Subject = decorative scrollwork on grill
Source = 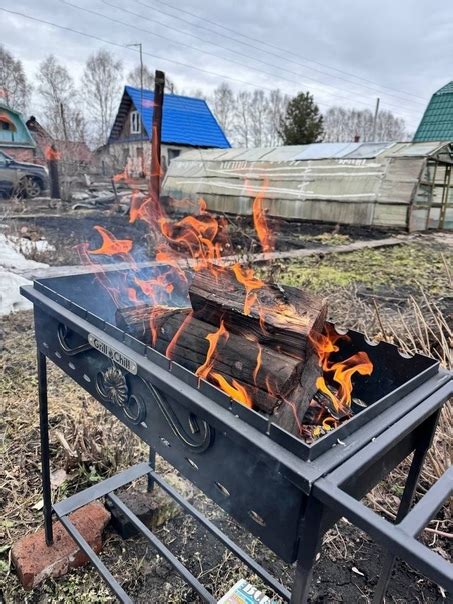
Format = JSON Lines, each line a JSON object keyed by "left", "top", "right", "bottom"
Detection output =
{"left": 143, "top": 380, "right": 213, "bottom": 453}
{"left": 57, "top": 324, "right": 92, "bottom": 356}
{"left": 96, "top": 366, "right": 146, "bottom": 425}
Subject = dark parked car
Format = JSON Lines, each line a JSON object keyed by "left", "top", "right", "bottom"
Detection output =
{"left": 0, "top": 150, "right": 49, "bottom": 198}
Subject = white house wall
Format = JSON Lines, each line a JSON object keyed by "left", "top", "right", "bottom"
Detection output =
{"left": 98, "top": 142, "right": 191, "bottom": 177}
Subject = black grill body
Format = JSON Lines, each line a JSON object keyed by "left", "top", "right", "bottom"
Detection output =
{"left": 20, "top": 272, "right": 453, "bottom": 603}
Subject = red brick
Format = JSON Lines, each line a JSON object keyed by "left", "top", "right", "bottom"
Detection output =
{"left": 11, "top": 502, "right": 111, "bottom": 590}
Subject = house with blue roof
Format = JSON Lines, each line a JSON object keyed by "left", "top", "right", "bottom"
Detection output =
{"left": 99, "top": 86, "right": 230, "bottom": 176}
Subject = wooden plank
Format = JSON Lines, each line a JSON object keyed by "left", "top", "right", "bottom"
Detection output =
{"left": 18, "top": 237, "right": 407, "bottom": 281}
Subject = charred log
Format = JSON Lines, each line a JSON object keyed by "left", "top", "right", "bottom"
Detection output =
{"left": 116, "top": 272, "right": 328, "bottom": 435}
{"left": 189, "top": 268, "right": 327, "bottom": 361}
{"left": 116, "top": 305, "right": 308, "bottom": 416}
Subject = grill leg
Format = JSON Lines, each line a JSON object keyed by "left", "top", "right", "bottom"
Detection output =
{"left": 147, "top": 446, "right": 156, "bottom": 493}
{"left": 38, "top": 351, "right": 53, "bottom": 546}
{"left": 291, "top": 501, "right": 325, "bottom": 603}
{"left": 373, "top": 410, "right": 441, "bottom": 604}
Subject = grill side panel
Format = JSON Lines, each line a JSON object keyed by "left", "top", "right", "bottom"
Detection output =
{"left": 34, "top": 307, "right": 305, "bottom": 563}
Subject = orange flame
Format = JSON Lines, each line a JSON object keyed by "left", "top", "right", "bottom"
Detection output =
{"left": 211, "top": 372, "right": 252, "bottom": 408}
{"left": 89, "top": 226, "right": 133, "bottom": 256}
{"left": 253, "top": 344, "right": 262, "bottom": 385}
{"left": 113, "top": 169, "right": 128, "bottom": 183}
{"left": 251, "top": 179, "right": 274, "bottom": 253}
{"left": 127, "top": 287, "right": 139, "bottom": 303}
{"left": 310, "top": 325, "right": 373, "bottom": 414}
{"left": 231, "top": 263, "right": 264, "bottom": 315}
{"left": 166, "top": 311, "right": 193, "bottom": 359}
{"left": 195, "top": 321, "right": 228, "bottom": 380}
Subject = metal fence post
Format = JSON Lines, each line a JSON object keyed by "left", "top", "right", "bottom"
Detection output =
{"left": 38, "top": 350, "right": 54, "bottom": 545}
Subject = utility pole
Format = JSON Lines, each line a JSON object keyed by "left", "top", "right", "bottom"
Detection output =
{"left": 372, "top": 97, "right": 380, "bottom": 142}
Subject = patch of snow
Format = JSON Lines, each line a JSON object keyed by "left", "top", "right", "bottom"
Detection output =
{"left": 0, "top": 234, "right": 50, "bottom": 270}
{"left": 8, "top": 235, "right": 55, "bottom": 257}
{"left": 0, "top": 233, "right": 51, "bottom": 316}
{"left": 71, "top": 191, "right": 91, "bottom": 201}
{"left": 0, "top": 271, "right": 32, "bottom": 316}
{"left": 93, "top": 189, "right": 113, "bottom": 198}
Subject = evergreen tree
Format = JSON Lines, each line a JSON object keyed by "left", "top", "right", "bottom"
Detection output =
{"left": 279, "top": 91, "right": 323, "bottom": 145}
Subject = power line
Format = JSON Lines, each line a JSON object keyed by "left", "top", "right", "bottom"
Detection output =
{"left": 61, "top": 0, "right": 340, "bottom": 102}
{"left": 0, "top": 7, "right": 294, "bottom": 95}
{"left": 67, "top": 0, "right": 414, "bottom": 118}
{"left": 150, "top": 0, "right": 429, "bottom": 103}
{"left": 132, "top": 0, "right": 428, "bottom": 107}
{"left": 0, "top": 6, "right": 421, "bottom": 130}
{"left": 100, "top": 0, "right": 424, "bottom": 122}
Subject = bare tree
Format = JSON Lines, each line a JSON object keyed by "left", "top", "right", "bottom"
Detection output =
{"left": 187, "top": 88, "right": 205, "bottom": 99}
{"left": 210, "top": 84, "right": 290, "bottom": 148}
{"left": 249, "top": 90, "right": 269, "bottom": 147}
{"left": 323, "top": 106, "right": 407, "bottom": 142}
{"left": 0, "top": 45, "right": 30, "bottom": 112}
{"left": 127, "top": 65, "right": 176, "bottom": 93}
{"left": 212, "top": 83, "right": 235, "bottom": 138}
{"left": 375, "top": 109, "right": 407, "bottom": 142}
{"left": 37, "top": 55, "right": 85, "bottom": 141}
{"left": 234, "top": 91, "right": 253, "bottom": 147}
{"left": 267, "top": 89, "right": 289, "bottom": 146}
{"left": 82, "top": 49, "right": 123, "bottom": 145}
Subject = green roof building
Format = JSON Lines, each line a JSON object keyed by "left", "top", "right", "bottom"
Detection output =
{"left": 413, "top": 82, "right": 453, "bottom": 141}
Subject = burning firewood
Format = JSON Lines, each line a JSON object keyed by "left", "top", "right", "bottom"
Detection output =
{"left": 99, "top": 167, "right": 372, "bottom": 440}
{"left": 116, "top": 304, "right": 311, "bottom": 419}
{"left": 116, "top": 267, "right": 328, "bottom": 435}
{"left": 189, "top": 266, "right": 327, "bottom": 361}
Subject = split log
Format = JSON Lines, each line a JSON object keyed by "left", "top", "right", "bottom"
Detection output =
{"left": 116, "top": 299, "right": 324, "bottom": 435}
{"left": 189, "top": 268, "right": 327, "bottom": 361}
{"left": 116, "top": 305, "right": 312, "bottom": 416}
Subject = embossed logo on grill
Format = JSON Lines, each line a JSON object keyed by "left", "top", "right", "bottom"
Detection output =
{"left": 88, "top": 334, "right": 138, "bottom": 375}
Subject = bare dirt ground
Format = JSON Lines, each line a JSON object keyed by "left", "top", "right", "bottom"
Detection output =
{"left": 0, "top": 212, "right": 452, "bottom": 603}
{"left": 1, "top": 198, "right": 399, "bottom": 267}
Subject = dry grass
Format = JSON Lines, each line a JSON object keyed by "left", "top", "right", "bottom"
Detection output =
{"left": 273, "top": 237, "right": 452, "bottom": 549}
{"left": 359, "top": 291, "right": 452, "bottom": 556}
{"left": 1, "top": 235, "right": 452, "bottom": 602}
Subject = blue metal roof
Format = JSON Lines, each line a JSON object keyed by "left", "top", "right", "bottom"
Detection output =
{"left": 123, "top": 86, "right": 230, "bottom": 148}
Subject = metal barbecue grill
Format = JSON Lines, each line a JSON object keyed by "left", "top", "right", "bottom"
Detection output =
{"left": 21, "top": 271, "right": 453, "bottom": 603}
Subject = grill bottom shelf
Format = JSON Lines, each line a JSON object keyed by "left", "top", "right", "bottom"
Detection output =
{"left": 52, "top": 462, "right": 291, "bottom": 604}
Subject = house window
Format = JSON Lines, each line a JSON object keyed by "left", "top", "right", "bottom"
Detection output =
{"left": 130, "top": 111, "right": 141, "bottom": 134}
{"left": 1, "top": 121, "right": 10, "bottom": 130}
{"left": 168, "top": 148, "right": 181, "bottom": 163}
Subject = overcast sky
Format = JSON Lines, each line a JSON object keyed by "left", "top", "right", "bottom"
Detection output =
{"left": 1, "top": 0, "right": 452, "bottom": 132}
